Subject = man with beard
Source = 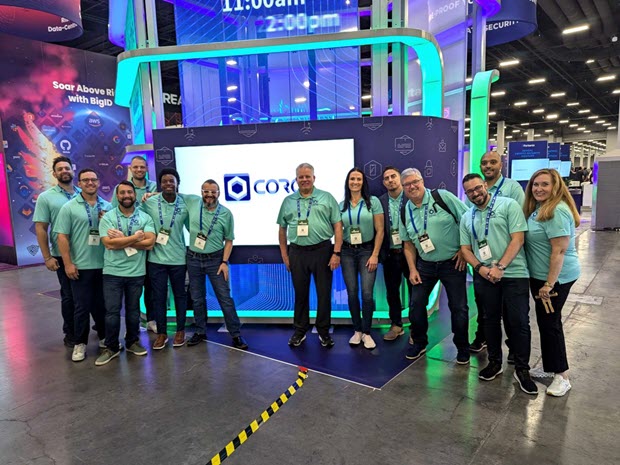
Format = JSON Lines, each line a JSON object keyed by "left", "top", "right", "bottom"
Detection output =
{"left": 95, "top": 181, "right": 156, "bottom": 366}
{"left": 184, "top": 180, "right": 248, "bottom": 350}
{"left": 55, "top": 169, "right": 112, "bottom": 362}
{"left": 460, "top": 173, "right": 536, "bottom": 394}
{"left": 33, "top": 156, "right": 81, "bottom": 348}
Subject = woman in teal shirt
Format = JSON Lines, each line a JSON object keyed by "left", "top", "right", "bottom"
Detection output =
{"left": 524, "top": 169, "right": 581, "bottom": 397}
{"left": 339, "top": 168, "right": 384, "bottom": 350}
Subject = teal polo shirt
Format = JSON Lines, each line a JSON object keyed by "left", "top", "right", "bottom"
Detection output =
{"left": 399, "top": 189, "right": 468, "bottom": 262}
{"left": 467, "top": 175, "right": 525, "bottom": 208}
{"left": 460, "top": 196, "right": 529, "bottom": 278}
{"left": 32, "top": 185, "right": 81, "bottom": 256}
{"left": 111, "top": 178, "right": 157, "bottom": 208}
{"left": 277, "top": 187, "right": 341, "bottom": 246}
{"left": 53, "top": 195, "right": 112, "bottom": 270}
{"left": 141, "top": 194, "right": 189, "bottom": 265}
{"left": 339, "top": 196, "right": 383, "bottom": 243}
{"left": 525, "top": 202, "right": 580, "bottom": 284}
{"left": 388, "top": 192, "right": 405, "bottom": 249}
{"left": 99, "top": 207, "right": 156, "bottom": 277}
{"left": 184, "top": 195, "right": 234, "bottom": 254}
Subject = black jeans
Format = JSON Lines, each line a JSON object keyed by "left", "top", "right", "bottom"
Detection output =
{"left": 70, "top": 268, "right": 106, "bottom": 344}
{"left": 473, "top": 288, "right": 513, "bottom": 349}
{"left": 382, "top": 250, "right": 411, "bottom": 327}
{"left": 409, "top": 257, "right": 469, "bottom": 350}
{"left": 54, "top": 256, "right": 75, "bottom": 342}
{"left": 474, "top": 275, "right": 531, "bottom": 369}
{"left": 530, "top": 278, "right": 575, "bottom": 373}
{"left": 289, "top": 241, "right": 333, "bottom": 338}
{"left": 103, "top": 275, "right": 145, "bottom": 350}
{"left": 148, "top": 262, "right": 187, "bottom": 334}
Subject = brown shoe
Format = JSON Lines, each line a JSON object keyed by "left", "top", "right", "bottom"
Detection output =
{"left": 383, "top": 325, "right": 405, "bottom": 341}
{"left": 173, "top": 331, "right": 186, "bottom": 347}
{"left": 153, "top": 334, "right": 168, "bottom": 350}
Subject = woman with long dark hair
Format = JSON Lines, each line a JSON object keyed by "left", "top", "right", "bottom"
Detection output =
{"left": 524, "top": 168, "right": 580, "bottom": 396}
{"left": 340, "top": 168, "right": 384, "bottom": 349}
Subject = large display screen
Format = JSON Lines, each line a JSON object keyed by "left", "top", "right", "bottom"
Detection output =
{"left": 560, "top": 160, "right": 572, "bottom": 177}
{"left": 511, "top": 158, "right": 550, "bottom": 181}
{"left": 549, "top": 160, "right": 561, "bottom": 172}
{"left": 175, "top": 139, "right": 355, "bottom": 246}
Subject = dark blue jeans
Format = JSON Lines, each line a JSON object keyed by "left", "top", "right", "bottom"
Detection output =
{"left": 341, "top": 245, "right": 376, "bottom": 333}
{"left": 187, "top": 250, "right": 241, "bottom": 337}
{"left": 103, "top": 274, "right": 145, "bottom": 351}
{"left": 474, "top": 274, "right": 531, "bottom": 370}
{"left": 54, "top": 256, "right": 75, "bottom": 342}
{"left": 382, "top": 250, "right": 411, "bottom": 327}
{"left": 409, "top": 257, "right": 469, "bottom": 350}
{"left": 70, "top": 268, "right": 106, "bottom": 344}
{"left": 148, "top": 262, "right": 187, "bottom": 334}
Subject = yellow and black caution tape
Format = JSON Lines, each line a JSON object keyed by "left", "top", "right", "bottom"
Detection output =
{"left": 206, "top": 366, "right": 309, "bottom": 465}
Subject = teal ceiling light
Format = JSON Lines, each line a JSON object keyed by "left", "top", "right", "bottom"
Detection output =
{"left": 115, "top": 28, "right": 444, "bottom": 117}
{"left": 470, "top": 69, "right": 500, "bottom": 174}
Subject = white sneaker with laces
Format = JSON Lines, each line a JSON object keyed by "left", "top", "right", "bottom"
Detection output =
{"left": 147, "top": 320, "right": 157, "bottom": 333}
{"left": 72, "top": 343, "right": 86, "bottom": 362}
{"left": 362, "top": 333, "right": 376, "bottom": 350}
{"left": 530, "top": 366, "right": 555, "bottom": 379}
{"left": 349, "top": 331, "right": 363, "bottom": 345}
{"left": 546, "top": 374, "right": 571, "bottom": 397}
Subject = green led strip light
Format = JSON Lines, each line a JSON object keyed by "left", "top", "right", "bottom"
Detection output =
{"left": 469, "top": 69, "right": 500, "bottom": 173}
{"left": 115, "top": 27, "right": 444, "bottom": 117}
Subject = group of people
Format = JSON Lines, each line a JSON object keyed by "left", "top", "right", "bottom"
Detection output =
{"left": 34, "top": 151, "right": 580, "bottom": 397}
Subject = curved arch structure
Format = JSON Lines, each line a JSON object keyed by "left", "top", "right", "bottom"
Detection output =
{"left": 470, "top": 69, "right": 500, "bottom": 173}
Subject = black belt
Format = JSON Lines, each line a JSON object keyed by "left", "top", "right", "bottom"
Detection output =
{"left": 186, "top": 249, "right": 223, "bottom": 260}
{"left": 388, "top": 248, "right": 403, "bottom": 254}
{"left": 343, "top": 240, "right": 374, "bottom": 249}
{"left": 289, "top": 240, "right": 331, "bottom": 251}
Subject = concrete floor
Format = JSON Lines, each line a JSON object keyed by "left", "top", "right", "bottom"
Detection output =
{"left": 1, "top": 224, "right": 619, "bottom": 465}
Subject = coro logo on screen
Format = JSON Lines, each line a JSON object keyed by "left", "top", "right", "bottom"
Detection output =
{"left": 224, "top": 173, "right": 298, "bottom": 201}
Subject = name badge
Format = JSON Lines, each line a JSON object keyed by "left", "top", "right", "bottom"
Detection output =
{"left": 391, "top": 229, "right": 402, "bottom": 246}
{"left": 297, "top": 220, "right": 309, "bottom": 237}
{"left": 156, "top": 228, "right": 170, "bottom": 246}
{"left": 194, "top": 233, "right": 207, "bottom": 250}
{"left": 418, "top": 233, "right": 436, "bottom": 253}
{"left": 125, "top": 246, "right": 138, "bottom": 257}
{"left": 88, "top": 229, "right": 100, "bottom": 246}
{"left": 478, "top": 239, "right": 493, "bottom": 261}
{"left": 350, "top": 227, "right": 362, "bottom": 245}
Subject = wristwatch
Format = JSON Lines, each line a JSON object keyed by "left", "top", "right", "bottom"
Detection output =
{"left": 221, "top": 260, "right": 229, "bottom": 265}
{"left": 333, "top": 251, "right": 341, "bottom": 257}
{"left": 474, "top": 263, "right": 483, "bottom": 273}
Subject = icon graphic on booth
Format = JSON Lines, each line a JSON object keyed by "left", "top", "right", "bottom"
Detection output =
{"left": 224, "top": 174, "right": 251, "bottom": 201}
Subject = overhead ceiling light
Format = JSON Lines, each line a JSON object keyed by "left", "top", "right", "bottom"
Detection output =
{"left": 567, "top": 102, "right": 580, "bottom": 106}
{"left": 529, "top": 78, "right": 546, "bottom": 85}
{"left": 361, "top": 95, "right": 372, "bottom": 100}
{"left": 506, "top": 136, "right": 514, "bottom": 139}
{"left": 464, "top": 128, "right": 470, "bottom": 132}
{"left": 514, "top": 101, "right": 528, "bottom": 106}
{"left": 349, "top": 105, "right": 356, "bottom": 110}
{"left": 577, "top": 127, "right": 586, "bottom": 131}
{"left": 587, "top": 115, "right": 599, "bottom": 119}
{"left": 294, "top": 97, "right": 307, "bottom": 103}
{"left": 569, "top": 124, "right": 578, "bottom": 127}
{"left": 584, "top": 130, "right": 592, "bottom": 133}
{"left": 597, "top": 75, "right": 616, "bottom": 82}
{"left": 534, "top": 133, "right": 542, "bottom": 137}
{"left": 545, "top": 129, "right": 554, "bottom": 133}
{"left": 520, "top": 122, "right": 530, "bottom": 126}
{"left": 499, "top": 59, "right": 520, "bottom": 67}
{"left": 491, "top": 91, "right": 506, "bottom": 97}
{"left": 559, "top": 120, "right": 569, "bottom": 123}
{"left": 226, "top": 59, "right": 237, "bottom": 66}
{"left": 465, "top": 117, "right": 471, "bottom": 121}
{"left": 532, "top": 108, "right": 545, "bottom": 113}
{"left": 226, "top": 85, "right": 238, "bottom": 91}
{"left": 465, "top": 77, "right": 473, "bottom": 83}
{"left": 613, "top": 89, "right": 620, "bottom": 94}
{"left": 512, "top": 129, "right": 520, "bottom": 133}
{"left": 578, "top": 109, "right": 591, "bottom": 113}
{"left": 603, "top": 123, "right": 612, "bottom": 126}
{"left": 586, "top": 59, "right": 595, "bottom": 64}
{"left": 609, "top": 126, "right": 617, "bottom": 130}
{"left": 227, "top": 97, "right": 237, "bottom": 102}
{"left": 303, "top": 81, "right": 310, "bottom": 88}
{"left": 550, "top": 92, "right": 566, "bottom": 97}
{"left": 546, "top": 113, "right": 559, "bottom": 119}
{"left": 562, "top": 24, "right": 589, "bottom": 35}
{"left": 488, "top": 111, "right": 497, "bottom": 116}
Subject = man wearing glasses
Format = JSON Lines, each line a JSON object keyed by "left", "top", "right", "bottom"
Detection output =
{"left": 184, "top": 180, "right": 248, "bottom": 350}
{"left": 398, "top": 168, "right": 470, "bottom": 364}
{"left": 55, "top": 169, "right": 111, "bottom": 362}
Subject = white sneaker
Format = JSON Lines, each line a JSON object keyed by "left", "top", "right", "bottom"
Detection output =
{"left": 530, "top": 366, "right": 555, "bottom": 379}
{"left": 349, "top": 331, "right": 363, "bottom": 345}
{"left": 147, "top": 320, "right": 157, "bottom": 333}
{"left": 72, "top": 343, "right": 86, "bottom": 362}
{"left": 546, "top": 374, "right": 571, "bottom": 397}
{"left": 362, "top": 333, "right": 376, "bottom": 350}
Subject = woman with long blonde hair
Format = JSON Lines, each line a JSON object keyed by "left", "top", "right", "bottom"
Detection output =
{"left": 523, "top": 169, "right": 580, "bottom": 397}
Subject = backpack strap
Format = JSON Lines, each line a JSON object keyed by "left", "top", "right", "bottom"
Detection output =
{"left": 430, "top": 189, "right": 458, "bottom": 224}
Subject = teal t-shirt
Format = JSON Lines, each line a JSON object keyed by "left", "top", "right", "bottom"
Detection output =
{"left": 111, "top": 178, "right": 157, "bottom": 208}
{"left": 99, "top": 207, "right": 156, "bottom": 277}
{"left": 525, "top": 202, "right": 580, "bottom": 284}
{"left": 53, "top": 195, "right": 112, "bottom": 270}
{"left": 184, "top": 195, "right": 234, "bottom": 254}
{"left": 277, "top": 187, "right": 341, "bottom": 246}
{"left": 339, "top": 196, "right": 383, "bottom": 243}
{"left": 460, "top": 196, "right": 529, "bottom": 278}
{"left": 141, "top": 194, "right": 189, "bottom": 265}
{"left": 466, "top": 175, "right": 525, "bottom": 208}
{"left": 399, "top": 189, "right": 468, "bottom": 262}
{"left": 32, "top": 185, "right": 81, "bottom": 256}
{"left": 387, "top": 192, "right": 405, "bottom": 249}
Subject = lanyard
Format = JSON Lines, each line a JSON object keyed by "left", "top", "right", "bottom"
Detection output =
{"left": 348, "top": 200, "right": 364, "bottom": 226}
{"left": 409, "top": 203, "right": 428, "bottom": 235}
{"left": 60, "top": 187, "right": 76, "bottom": 200}
{"left": 297, "top": 197, "right": 313, "bottom": 220}
{"left": 492, "top": 176, "right": 506, "bottom": 196}
{"left": 82, "top": 195, "right": 102, "bottom": 228}
{"left": 388, "top": 195, "right": 403, "bottom": 228}
{"left": 158, "top": 196, "right": 180, "bottom": 229}
{"left": 471, "top": 191, "right": 501, "bottom": 241}
{"left": 200, "top": 203, "right": 222, "bottom": 236}
{"left": 116, "top": 210, "right": 139, "bottom": 236}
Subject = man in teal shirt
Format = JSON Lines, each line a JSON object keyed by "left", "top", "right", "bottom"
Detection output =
{"left": 95, "top": 181, "right": 156, "bottom": 366}
{"left": 32, "top": 156, "right": 81, "bottom": 348}
{"left": 399, "top": 168, "right": 470, "bottom": 364}
{"left": 55, "top": 168, "right": 112, "bottom": 362}
{"left": 277, "top": 162, "right": 343, "bottom": 348}
{"left": 460, "top": 173, "right": 537, "bottom": 395}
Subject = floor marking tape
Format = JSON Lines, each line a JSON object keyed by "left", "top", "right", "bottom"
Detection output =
{"left": 206, "top": 366, "right": 309, "bottom": 465}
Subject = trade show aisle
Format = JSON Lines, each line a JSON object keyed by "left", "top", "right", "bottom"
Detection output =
{"left": 0, "top": 229, "right": 618, "bottom": 465}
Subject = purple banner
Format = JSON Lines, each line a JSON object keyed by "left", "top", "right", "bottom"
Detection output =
{"left": 0, "top": 0, "right": 83, "bottom": 42}
{"left": 468, "top": 0, "right": 538, "bottom": 47}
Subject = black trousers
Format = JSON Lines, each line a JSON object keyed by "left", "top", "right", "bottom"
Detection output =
{"left": 530, "top": 278, "right": 575, "bottom": 373}
{"left": 289, "top": 241, "right": 333, "bottom": 338}
{"left": 382, "top": 250, "right": 411, "bottom": 327}
{"left": 473, "top": 287, "right": 513, "bottom": 349}
{"left": 54, "top": 256, "right": 75, "bottom": 342}
{"left": 70, "top": 269, "right": 106, "bottom": 344}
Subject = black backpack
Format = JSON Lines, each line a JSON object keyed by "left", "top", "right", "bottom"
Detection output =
{"left": 399, "top": 189, "right": 459, "bottom": 228}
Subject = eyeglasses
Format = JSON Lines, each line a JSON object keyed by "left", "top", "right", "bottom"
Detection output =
{"left": 465, "top": 185, "right": 485, "bottom": 196}
{"left": 80, "top": 178, "right": 99, "bottom": 184}
{"left": 201, "top": 190, "right": 219, "bottom": 195}
{"left": 402, "top": 179, "right": 423, "bottom": 188}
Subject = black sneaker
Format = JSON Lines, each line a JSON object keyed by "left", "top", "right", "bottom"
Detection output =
{"left": 469, "top": 340, "right": 487, "bottom": 353}
{"left": 232, "top": 336, "right": 249, "bottom": 350}
{"left": 513, "top": 369, "right": 538, "bottom": 395}
{"left": 406, "top": 343, "right": 427, "bottom": 361}
{"left": 456, "top": 348, "right": 470, "bottom": 365}
{"left": 288, "top": 333, "right": 306, "bottom": 347}
{"left": 319, "top": 334, "right": 335, "bottom": 348}
{"left": 187, "top": 333, "right": 207, "bottom": 346}
{"left": 507, "top": 351, "right": 515, "bottom": 365}
{"left": 479, "top": 361, "right": 503, "bottom": 381}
